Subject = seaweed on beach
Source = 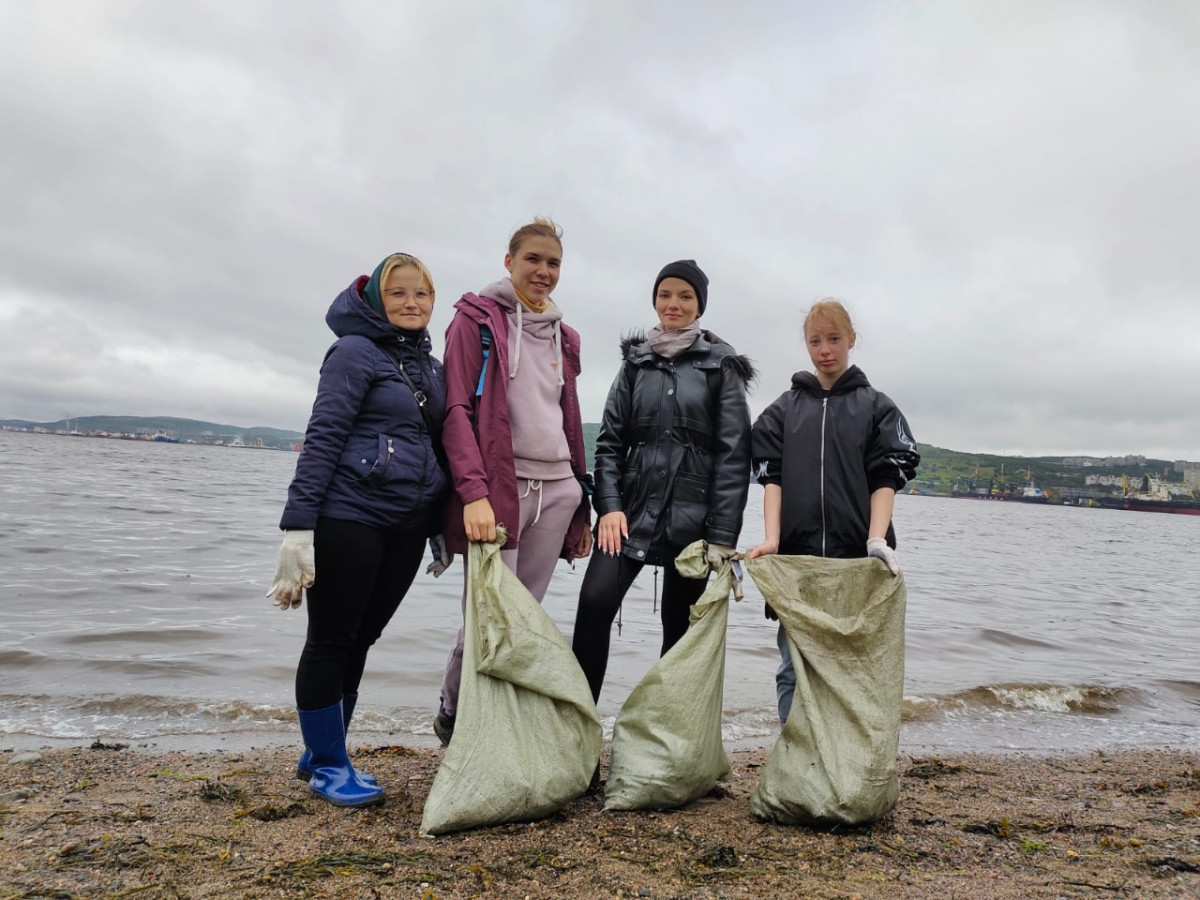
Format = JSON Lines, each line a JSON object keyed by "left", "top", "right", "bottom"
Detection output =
{"left": 355, "top": 744, "right": 421, "bottom": 759}
{"left": 197, "top": 779, "right": 245, "bottom": 803}
{"left": 904, "top": 758, "right": 967, "bottom": 779}
{"left": 268, "top": 849, "right": 438, "bottom": 880}
{"left": 56, "top": 835, "right": 160, "bottom": 869}
{"left": 3, "top": 747, "right": 1199, "bottom": 900}
{"left": 238, "top": 799, "right": 308, "bottom": 821}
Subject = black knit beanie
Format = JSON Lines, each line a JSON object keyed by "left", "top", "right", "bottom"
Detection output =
{"left": 652, "top": 259, "right": 708, "bottom": 316}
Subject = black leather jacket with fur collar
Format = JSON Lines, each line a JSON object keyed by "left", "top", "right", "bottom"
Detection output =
{"left": 592, "top": 330, "right": 755, "bottom": 566}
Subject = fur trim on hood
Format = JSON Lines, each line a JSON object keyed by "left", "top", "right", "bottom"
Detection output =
{"left": 619, "top": 329, "right": 757, "bottom": 387}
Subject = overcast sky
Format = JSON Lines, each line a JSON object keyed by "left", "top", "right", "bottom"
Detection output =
{"left": 3, "top": 1, "right": 1199, "bottom": 458}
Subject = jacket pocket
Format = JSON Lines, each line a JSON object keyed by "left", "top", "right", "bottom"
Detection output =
{"left": 355, "top": 434, "right": 395, "bottom": 488}
{"left": 666, "top": 473, "right": 709, "bottom": 545}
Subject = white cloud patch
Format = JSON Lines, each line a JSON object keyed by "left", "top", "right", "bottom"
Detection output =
{"left": 2, "top": 0, "right": 1199, "bottom": 457}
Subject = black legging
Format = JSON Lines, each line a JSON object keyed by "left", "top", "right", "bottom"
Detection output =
{"left": 571, "top": 548, "right": 709, "bottom": 703}
{"left": 295, "top": 516, "right": 426, "bottom": 710}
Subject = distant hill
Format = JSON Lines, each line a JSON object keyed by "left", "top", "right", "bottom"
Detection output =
{"left": 6, "top": 416, "right": 304, "bottom": 449}
{"left": 582, "top": 422, "right": 600, "bottom": 468}
{"left": 900, "top": 445, "right": 1187, "bottom": 498}
{"left": 5, "top": 416, "right": 1189, "bottom": 498}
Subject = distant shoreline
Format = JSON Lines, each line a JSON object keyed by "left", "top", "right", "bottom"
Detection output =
{"left": 1, "top": 425, "right": 301, "bottom": 451}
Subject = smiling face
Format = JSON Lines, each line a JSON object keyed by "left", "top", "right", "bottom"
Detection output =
{"left": 504, "top": 235, "right": 562, "bottom": 302}
{"left": 654, "top": 277, "right": 701, "bottom": 330}
{"left": 381, "top": 265, "right": 434, "bottom": 330}
{"left": 806, "top": 314, "right": 854, "bottom": 388}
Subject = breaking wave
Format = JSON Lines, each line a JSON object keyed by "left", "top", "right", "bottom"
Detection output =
{"left": 903, "top": 682, "right": 1133, "bottom": 721}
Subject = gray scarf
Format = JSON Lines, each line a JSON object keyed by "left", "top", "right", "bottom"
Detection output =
{"left": 647, "top": 321, "right": 702, "bottom": 359}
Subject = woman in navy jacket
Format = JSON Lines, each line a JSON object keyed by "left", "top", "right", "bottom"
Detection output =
{"left": 267, "top": 252, "right": 449, "bottom": 807}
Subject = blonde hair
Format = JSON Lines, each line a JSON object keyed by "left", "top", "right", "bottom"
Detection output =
{"left": 508, "top": 217, "right": 563, "bottom": 256}
{"left": 379, "top": 252, "right": 435, "bottom": 296}
{"left": 804, "top": 298, "right": 856, "bottom": 345}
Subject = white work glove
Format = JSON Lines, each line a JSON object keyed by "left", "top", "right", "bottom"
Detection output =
{"left": 706, "top": 543, "right": 737, "bottom": 570}
{"left": 866, "top": 537, "right": 900, "bottom": 576}
{"left": 426, "top": 534, "right": 452, "bottom": 578}
{"left": 266, "top": 530, "right": 315, "bottom": 610}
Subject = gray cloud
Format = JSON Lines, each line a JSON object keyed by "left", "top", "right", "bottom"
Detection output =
{"left": 2, "top": 1, "right": 1198, "bottom": 457}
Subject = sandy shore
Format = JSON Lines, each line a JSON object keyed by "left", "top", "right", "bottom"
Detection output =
{"left": 1, "top": 743, "right": 1197, "bottom": 899}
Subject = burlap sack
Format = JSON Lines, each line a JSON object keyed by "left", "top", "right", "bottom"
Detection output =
{"left": 746, "top": 555, "right": 906, "bottom": 826}
{"left": 604, "top": 541, "right": 733, "bottom": 811}
{"left": 420, "top": 530, "right": 602, "bottom": 835}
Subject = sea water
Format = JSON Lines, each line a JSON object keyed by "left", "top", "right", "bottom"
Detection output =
{"left": 0, "top": 429, "right": 1196, "bottom": 754}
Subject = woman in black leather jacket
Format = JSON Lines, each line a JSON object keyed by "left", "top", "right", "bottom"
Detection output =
{"left": 571, "top": 260, "right": 754, "bottom": 703}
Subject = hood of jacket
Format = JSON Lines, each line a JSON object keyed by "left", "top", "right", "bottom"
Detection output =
{"left": 325, "top": 275, "right": 432, "bottom": 353}
{"left": 478, "top": 277, "right": 564, "bottom": 384}
{"left": 792, "top": 364, "right": 870, "bottom": 396}
{"left": 621, "top": 329, "right": 758, "bottom": 385}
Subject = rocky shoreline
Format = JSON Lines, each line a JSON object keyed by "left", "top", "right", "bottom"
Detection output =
{"left": 1, "top": 744, "right": 1197, "bottom": 899}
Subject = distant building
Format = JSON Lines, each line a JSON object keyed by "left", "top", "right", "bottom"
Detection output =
{"left": 1101, "top": 455, "right": 1145, "bottom": 467}
{"left": 1062, "top": 455, "right": 1146, "bottom": 468}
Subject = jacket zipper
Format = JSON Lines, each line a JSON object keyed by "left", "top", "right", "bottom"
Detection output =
{"left": 819, "top": 397, "right": 827, "bottom": 557}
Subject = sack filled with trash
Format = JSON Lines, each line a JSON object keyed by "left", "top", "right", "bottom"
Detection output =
{"left": 420, "top": 528, "right": 602, "bottom": 835}
{"left": 746, "top": 554, "right": 906, "bottom": 826}
{"left": 603, "top": 541, "right": 734, "bottom": 811}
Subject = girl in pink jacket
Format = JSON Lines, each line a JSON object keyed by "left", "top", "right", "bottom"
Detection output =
{"left": 433, "top": 218, "right": 592, "bottom": 744}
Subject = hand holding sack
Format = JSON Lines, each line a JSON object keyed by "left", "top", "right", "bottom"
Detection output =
{"left": 866, "top": 537, "right": 900, "bottom": 576}
{"left": 266, "top": 530, "right": 315, "bottom": 610}
{"left": 705, "top": 542, "right": 737, "bottom": 569}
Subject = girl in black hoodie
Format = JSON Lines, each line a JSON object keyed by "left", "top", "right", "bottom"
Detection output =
{"left": 747, "top": 299, "right": 919, "bottom": 724}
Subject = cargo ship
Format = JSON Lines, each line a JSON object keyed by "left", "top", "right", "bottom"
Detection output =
{"left": 950, "top": 465, "right": 1054, "bottom": 503}
{"left": 1097, "top": 475, "right": 1200, "bottom": 516}
{"left": 1010, "top": 468, "right": 1051, "bottom": 504}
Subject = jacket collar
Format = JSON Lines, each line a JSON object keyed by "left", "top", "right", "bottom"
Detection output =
{"left": 626, "top": 331, "right": 711, "bottom": 364}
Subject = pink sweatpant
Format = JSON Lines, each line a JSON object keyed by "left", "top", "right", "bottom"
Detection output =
{"left": 438, "top": 475, "right": 582, "bottom": 716}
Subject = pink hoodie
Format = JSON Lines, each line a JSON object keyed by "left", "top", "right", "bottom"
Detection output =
{"left": 482, "top": 279, "right": 573, "bottom": 481}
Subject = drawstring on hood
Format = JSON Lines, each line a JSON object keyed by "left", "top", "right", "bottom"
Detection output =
{"left": 480, "top": 278, "right": 565, "bottom": 386}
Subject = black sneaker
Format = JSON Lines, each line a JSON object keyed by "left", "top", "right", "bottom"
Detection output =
{"left": 433, "top": 711, "right": 455, "bottom": 746}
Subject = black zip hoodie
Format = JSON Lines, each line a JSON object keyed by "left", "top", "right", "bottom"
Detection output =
{"left": 750, "top": 365, "right": 919, "bottom": 557}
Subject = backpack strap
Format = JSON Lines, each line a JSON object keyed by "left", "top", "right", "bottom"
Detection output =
{"left": 475, "top": 324, "right": 492, "bottom": 397}
{"left": 382, "top": 347, "right": 439, "bottom": 437}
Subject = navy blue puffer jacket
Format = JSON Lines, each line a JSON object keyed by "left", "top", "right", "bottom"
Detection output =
{"left": 280, "top": 276, "right": 448, "bottom": 533}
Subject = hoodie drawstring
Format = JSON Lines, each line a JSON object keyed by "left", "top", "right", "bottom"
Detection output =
{"left": 510, "top": 303, "right": 523, "bottom": 378}
{"left": 518, "top": 478, "right": 544, "bottom": 526}
{"left": 507, "top": 303, "right": 563, "bottom": 386}
{"left": 553, "top": 321, "right": 564, "bottom": 387}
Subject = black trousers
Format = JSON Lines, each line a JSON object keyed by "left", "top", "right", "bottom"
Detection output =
{"left": 295, "top": 516, "right": 425, "bottom": 710}
{"left": 571, "top": 548, "right": 709, "bottom": 703}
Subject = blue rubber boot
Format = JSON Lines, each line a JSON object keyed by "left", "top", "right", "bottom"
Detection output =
{"left": 296, "top": 693, "right": 376, "bottom": 784}
{"left": 297, "top": 701, "right": 384, "bottom": 808}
